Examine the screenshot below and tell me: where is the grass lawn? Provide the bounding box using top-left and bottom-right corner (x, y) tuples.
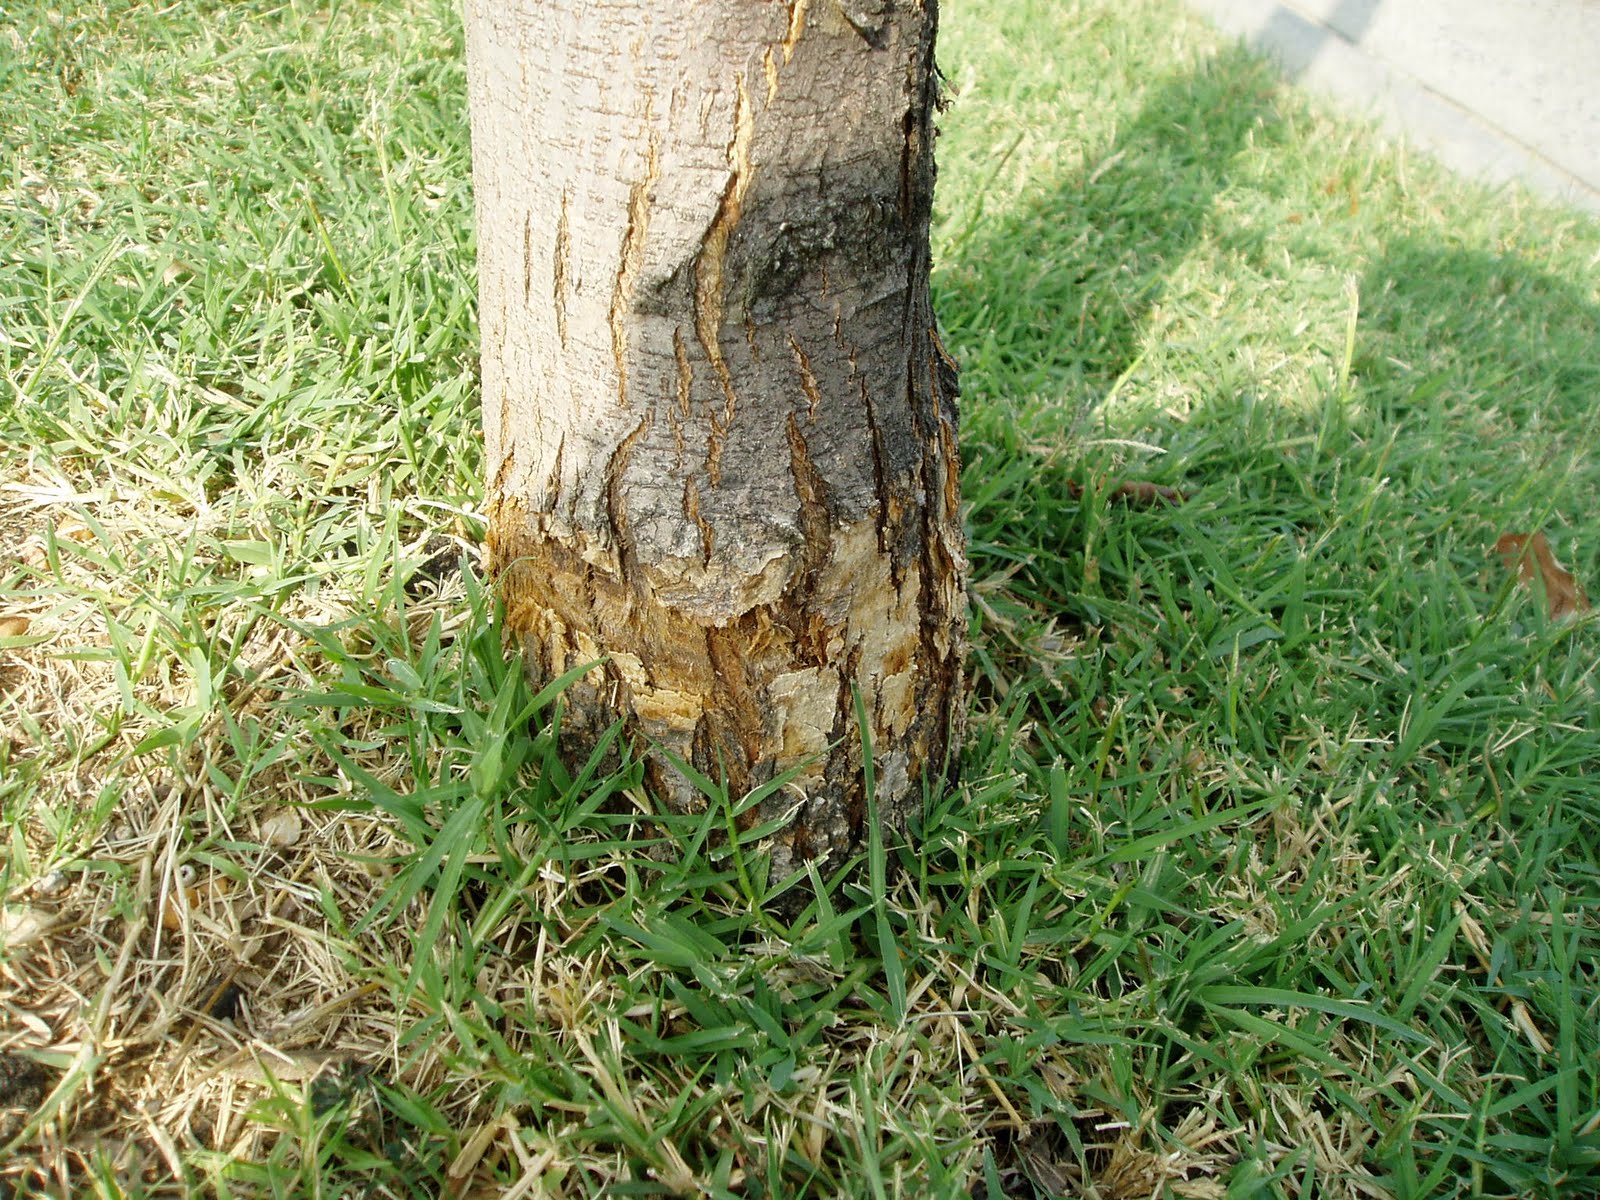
(2, 0), (1597, 1196)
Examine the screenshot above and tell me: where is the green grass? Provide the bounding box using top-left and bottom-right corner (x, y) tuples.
(2, 0), (1597, 1197)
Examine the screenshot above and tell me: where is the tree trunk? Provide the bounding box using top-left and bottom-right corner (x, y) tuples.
(464, 0), (966, 880)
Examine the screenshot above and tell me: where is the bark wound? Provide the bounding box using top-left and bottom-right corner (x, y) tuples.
(684, 476), (715, 563)
(553, 189), (571, 349)
(522, 211), (533, 306)
(610, 136), (660, 408)
(604, 417), (649, 586)
(668, 327), (693, 459)
(473, 0), (965, 888)
(784, 0), (810, 60)
(788, 335), (823, 419)
(766, 0), (810, 101)
(785, 414), (834, 605)
(696, 72), (755, 486)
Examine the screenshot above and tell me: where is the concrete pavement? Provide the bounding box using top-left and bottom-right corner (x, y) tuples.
(1183, 0), (1600, 215)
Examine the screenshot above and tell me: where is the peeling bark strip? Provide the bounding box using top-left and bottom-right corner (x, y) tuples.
(464, 0), (966, 880)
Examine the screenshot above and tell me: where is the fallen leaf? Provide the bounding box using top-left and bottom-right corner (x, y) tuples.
(224, 1049), (347, 1084)
(0, 615), (30, 639)
(258, 808), (303, 847)
(1, 905), (59, 951)
(1067, 478), (1189, 505)
(1495, 532), (1590, 620)
(55, 518), (94, 544)
(160, 872), (234, 931)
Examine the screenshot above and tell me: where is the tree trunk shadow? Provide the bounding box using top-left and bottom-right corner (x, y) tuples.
(936, 44), (1287, 408)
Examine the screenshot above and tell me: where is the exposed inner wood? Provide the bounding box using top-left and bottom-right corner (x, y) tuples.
(467, 0), (966, 879)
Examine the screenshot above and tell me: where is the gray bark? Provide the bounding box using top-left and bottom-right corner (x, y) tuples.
(464, 0), (966, 880)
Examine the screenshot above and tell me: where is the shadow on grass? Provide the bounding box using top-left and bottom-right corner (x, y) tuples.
(1359, 237), (1600, 450)
(937, 31), (1598, 1195)
(940, 46), (1289, 691)
(943, 23), (1599, 804)
(941, 30), (1599, 575)
(939, 44), (1285, 405)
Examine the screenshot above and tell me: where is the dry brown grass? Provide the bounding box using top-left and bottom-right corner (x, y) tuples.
(6, 0), (1599, 1194)
(1, 464), (481, 1188)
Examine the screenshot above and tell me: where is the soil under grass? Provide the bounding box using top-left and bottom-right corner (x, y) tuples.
(2, 0), (1597, 1197)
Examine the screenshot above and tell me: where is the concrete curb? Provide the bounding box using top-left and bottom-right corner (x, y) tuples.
(1184, 0), (1600, 215)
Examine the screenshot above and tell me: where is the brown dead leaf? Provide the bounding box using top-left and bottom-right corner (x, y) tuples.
(0, 615), (30, 639)
(1495, 532), (1590, 620)
(159, 873), (235, 931)
(1067, 478), (1189, 505)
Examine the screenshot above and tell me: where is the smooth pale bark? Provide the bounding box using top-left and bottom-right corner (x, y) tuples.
(464, 0), (965, 879)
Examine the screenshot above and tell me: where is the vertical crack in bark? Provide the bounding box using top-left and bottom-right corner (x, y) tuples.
(859, 375), (896, 575)
(496, 368), (515, 498)
(553, 188), (571, 350)
(897, 103), (918, 222)
(670, 326), (693, 461)
(522, 210), (533, 306)
(788, 334), (823, 419)
(545, 431), (566, 506)
(763, 48), (781, 104)
(785, 412), (834, 603)
(909, 351), (943, 650)
(833, 643), (866, 840)
(897, 8), (939, 228)
(609, 132), (660, 409)
(783, 0), (810, 61)
(695, 72), (754, 486)
(926, 323), (964, 526)
(684, 476), (715, 564)
(605, 416), (650, 585)
(488, 451), (515, 519)
(766, 0), (810, 100)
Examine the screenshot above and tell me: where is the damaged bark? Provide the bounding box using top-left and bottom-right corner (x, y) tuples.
(464, 0), (966, 880)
